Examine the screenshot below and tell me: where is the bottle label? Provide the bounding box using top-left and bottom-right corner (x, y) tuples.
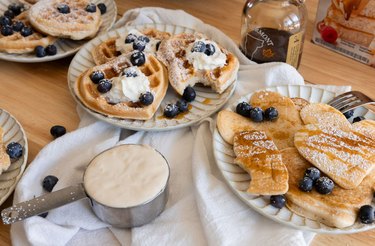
(242, 27), (303, 68)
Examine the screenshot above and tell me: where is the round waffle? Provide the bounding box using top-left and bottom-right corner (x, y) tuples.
(91, 28), (171, 65)
(74, 53), (168, 120)
(0, 11), (56, 54)
(28, 0), (102, 40)
(157, 33), (239, 95)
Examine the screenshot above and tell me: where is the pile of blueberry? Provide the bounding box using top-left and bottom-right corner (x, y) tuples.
(57, 3), (106, 15)
(35, 44), (57, 58)
(299, 167), (334, 194)
(163, 86), (196, 118)
(191, 41), (216, 56)
(236, 101), (279, 122)
(343, 109), (366, 123)
(0, 3), (33, 38)
(6, 142), (23, 160)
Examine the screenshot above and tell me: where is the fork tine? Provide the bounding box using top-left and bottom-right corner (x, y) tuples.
(332, 97), (360, 110)
(327, 91), (354, 105)
(339, 101), (375, 113)
(329, 94), (357, 108)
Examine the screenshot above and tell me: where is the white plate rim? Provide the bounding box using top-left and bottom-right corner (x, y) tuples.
(67, 23), (237, 131)
(0, 108), (28, 206)
(212, 84), (375, 234)
(0, 0), (117, 63)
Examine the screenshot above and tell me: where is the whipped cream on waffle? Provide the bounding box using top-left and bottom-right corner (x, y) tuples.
(104, 67), (151, 103)
(115, 29), (160, 54)
(185, 39), (227, 70)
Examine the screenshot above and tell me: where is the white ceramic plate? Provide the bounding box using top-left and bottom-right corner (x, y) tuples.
(213, 85), (375, 234)
(0, 109), (28, 206)
(0, 0), (117, 63)
(68, 23), (237, 131)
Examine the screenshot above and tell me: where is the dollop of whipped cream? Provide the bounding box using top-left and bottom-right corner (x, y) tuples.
(104, 67), (151, 104)
(185, 39), (227, 70)
(115, 29), (160, 54)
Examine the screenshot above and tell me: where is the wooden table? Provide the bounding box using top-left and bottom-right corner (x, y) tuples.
(0, 0), (374, 245)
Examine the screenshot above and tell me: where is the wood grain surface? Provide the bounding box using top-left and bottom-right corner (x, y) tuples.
(0, 0), (374, 245)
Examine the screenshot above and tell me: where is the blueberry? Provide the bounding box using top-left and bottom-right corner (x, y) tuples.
(8, 3), (24, 16)
(358, 205), (374, 224)
(97, 79), (112, 93)
(42, 175), (58, 192)
(20, 26), (33, 37)
(270, 195), (286, 209)
(264, 107), (279, 121)
(38, 212), (48, 218)
(57, 4), (70, 14)
(125, 33), (137, 43)
(0, 16), (12, 27)
(315, 176), (334, 195)
(304, 167), (320, 183)
(156, 41), (161, 51)
(1, 25), (13, 36)
(164, 104), (179, 118)
(130, 51), (145, 66)
(45, 44), (57, 56)
(35, 46), (46, 57)
(236, 102), (252, 117)
(176, 99), (189, 112)
(299, 176), (314, 192)
(4, 10), (15, 19)
(50, 125), (66, 138)
(139, 92), (154, 106)
(123, 69), (137, 77)
(249, 107), (264, 122)
(191, 41), (206, 53)
(6, 142), (23, 159)
(85, 3), (97, 13)
(132, 39), (146, 52)
(343, 109), (354, 119)
(353, 116), (365, 123)
(12, 21), (24, 32)
(97, 3), (107, 14)
(90, 71), (105, 84)
(182, 86), (196, 102)
(204, 43), (215, 56)
(137, 36), (150, 43)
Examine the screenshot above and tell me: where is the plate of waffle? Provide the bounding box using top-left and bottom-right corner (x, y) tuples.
(213, 84), (375, 234)
(68, 23), (239, 131)
(0, 0), (117, 62)
(0, 109), (28, 206)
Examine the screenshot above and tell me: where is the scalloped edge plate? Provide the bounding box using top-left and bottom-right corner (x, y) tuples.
(213, 84), (375, 234)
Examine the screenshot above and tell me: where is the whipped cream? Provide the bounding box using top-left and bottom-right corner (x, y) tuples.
(104, 67), (151, 104)
(185, 39), (227, 70)
(84, 144), (169, 208)
(116, 29), (160, 54)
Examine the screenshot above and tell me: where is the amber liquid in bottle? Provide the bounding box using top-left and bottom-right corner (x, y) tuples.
(240, 0), (307, 69)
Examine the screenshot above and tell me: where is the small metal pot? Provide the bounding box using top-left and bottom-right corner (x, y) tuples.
(1, 144), (170, 228)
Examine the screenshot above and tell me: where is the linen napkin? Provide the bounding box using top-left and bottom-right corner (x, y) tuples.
(10, 7), (350, 246)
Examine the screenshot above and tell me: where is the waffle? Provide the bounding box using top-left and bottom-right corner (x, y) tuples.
(282, 147), (375, 228)
(353, 119), (375, 139)
(217, 91), (303, 149)
(74, 53), (168, 120)
(20, 0), (39, 4)
(233, 131), (289, 195)
(0, 127), (11, 175)
(291, 97), (310, 112)
(28, 0), (102, 40)
(157, 33), (239, 95)
(0, 11), (56, 54)
(92, 29), (171, 65)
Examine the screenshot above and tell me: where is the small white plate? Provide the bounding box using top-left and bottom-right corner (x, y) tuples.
(0, 0), (117, 63)
(213, 84), (375, 234)
(0, 109), (28, 206)
(68, 23), (237, 131)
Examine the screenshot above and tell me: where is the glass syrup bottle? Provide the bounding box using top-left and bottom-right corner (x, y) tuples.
(240, 0), (307, 69)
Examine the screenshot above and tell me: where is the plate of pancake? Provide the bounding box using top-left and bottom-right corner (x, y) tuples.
(0, 108), (28, 206)
(213, 84), (375, 234)
(68, 23), (239, 131)
(0, 0), (117, 62)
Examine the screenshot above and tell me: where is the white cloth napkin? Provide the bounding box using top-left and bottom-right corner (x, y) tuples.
(10, 7), (351, 246)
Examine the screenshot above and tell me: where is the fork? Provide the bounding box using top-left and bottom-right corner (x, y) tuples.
(327, 91), (375, 113)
